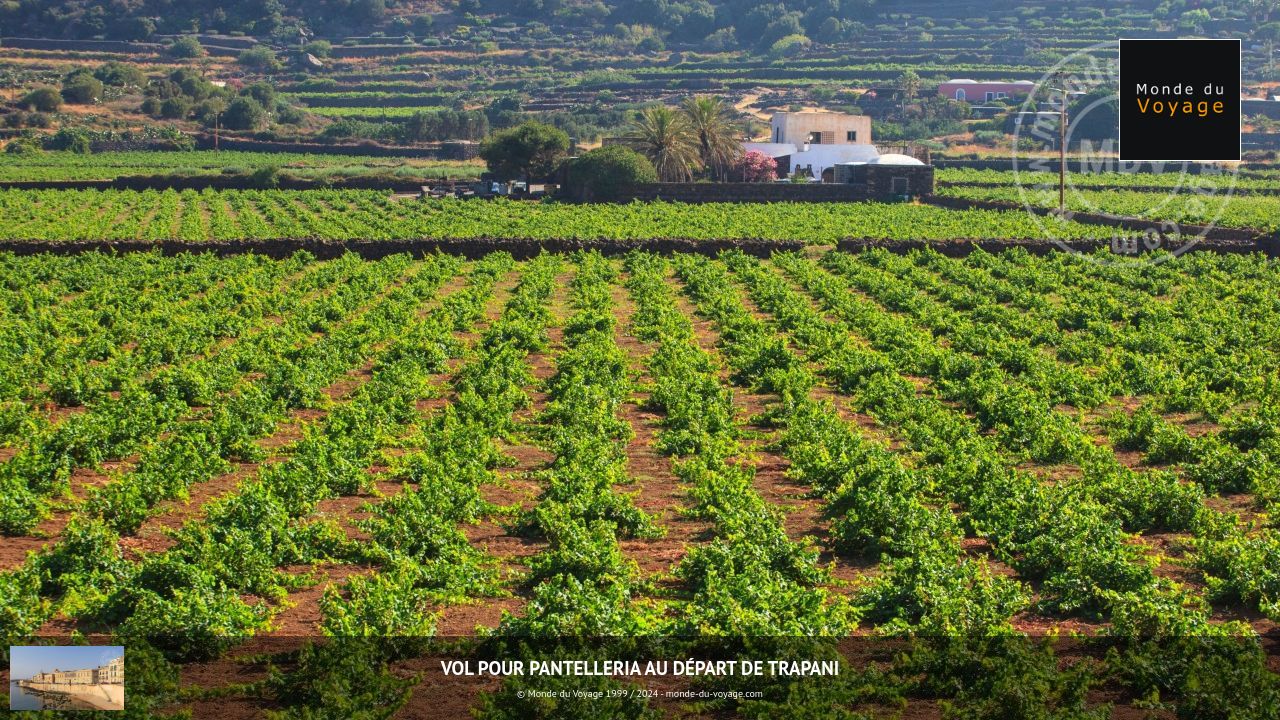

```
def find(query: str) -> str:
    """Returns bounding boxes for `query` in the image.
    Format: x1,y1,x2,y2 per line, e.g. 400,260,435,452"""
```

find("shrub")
768,33,811,59
302,40,332,57
249,166,281,188
734,150,777,182
159,96,191,119
46,127,92,154
238,46,282,72
3,111,51,129
167,36,204,58
276,105,306,124
222,97,267,131
4,137,43,154
94,61,147,88
22,86,62,112
61,75,104,104
561,145,656,202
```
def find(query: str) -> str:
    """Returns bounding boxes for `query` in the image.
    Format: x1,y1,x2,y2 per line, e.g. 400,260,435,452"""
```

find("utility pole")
214,111,220,151
1060,90,1066,214
1050,71,1068,215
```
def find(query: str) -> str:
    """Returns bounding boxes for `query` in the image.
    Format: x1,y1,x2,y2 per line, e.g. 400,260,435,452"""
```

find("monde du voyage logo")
1119,38,1241,161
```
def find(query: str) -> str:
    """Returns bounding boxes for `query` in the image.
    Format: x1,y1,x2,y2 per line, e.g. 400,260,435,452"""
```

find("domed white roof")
868,153,925,165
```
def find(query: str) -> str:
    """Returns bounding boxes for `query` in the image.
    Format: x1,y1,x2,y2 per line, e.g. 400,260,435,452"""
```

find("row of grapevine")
627,253,849,636
700,252,1279,714
938,184,1280,232
0,253,487,650
1,253,412,534
476,252,662,718
0,190,1123,242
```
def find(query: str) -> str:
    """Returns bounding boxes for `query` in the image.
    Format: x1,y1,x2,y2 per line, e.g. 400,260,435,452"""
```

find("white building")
743,111,879,181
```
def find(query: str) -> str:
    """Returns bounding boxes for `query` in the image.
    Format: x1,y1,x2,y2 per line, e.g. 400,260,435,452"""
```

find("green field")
0,151,483,182
938,183,1280,232
0,189,1125,242
2,247,1279,715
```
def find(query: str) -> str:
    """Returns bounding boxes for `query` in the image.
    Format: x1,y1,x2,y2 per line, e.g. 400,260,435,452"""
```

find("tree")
48,127,92,154
22,87,62,112
895,70,921,118
680,96,742,181
168,69,216,102
479,121,570,182
1068,87,1118,144
222,97,267,131
159,97,191,119
815,17,845,43
768,33,811,59
623,106,700,182
238,47,282,72
1258,22,1280,71
61,75,104,104
734,151,777,182
303,40,333,58
759,13,804,49
195,97,228,126
241,82,277,110
94,61,147,88
168,36,205,59
117,16,156,41
351,0,388,23
561,145,657,202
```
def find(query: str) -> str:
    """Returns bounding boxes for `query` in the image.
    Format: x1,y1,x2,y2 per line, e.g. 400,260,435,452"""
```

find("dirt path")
432,269,573,636
611,276,712,594
688,274,871,591
120,268,473,560
0,265,355,571
257,271,505,641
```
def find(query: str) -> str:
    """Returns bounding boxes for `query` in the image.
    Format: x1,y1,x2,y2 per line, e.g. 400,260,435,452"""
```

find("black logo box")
1119,38,1240,162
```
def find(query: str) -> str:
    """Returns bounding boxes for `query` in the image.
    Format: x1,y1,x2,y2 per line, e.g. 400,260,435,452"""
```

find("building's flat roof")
944,79,1035,85
772,110,862,116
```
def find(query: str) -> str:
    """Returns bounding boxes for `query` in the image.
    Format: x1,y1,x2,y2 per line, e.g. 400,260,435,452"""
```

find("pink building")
936,79,1035,103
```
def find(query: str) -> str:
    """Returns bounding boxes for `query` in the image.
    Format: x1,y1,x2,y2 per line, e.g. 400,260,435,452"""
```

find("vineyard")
0,190,1123,243
937,183,1280,233
2,246,1279,717
0,152,482,183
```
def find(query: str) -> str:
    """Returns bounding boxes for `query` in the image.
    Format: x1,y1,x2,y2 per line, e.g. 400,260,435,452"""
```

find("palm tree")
624,106,701,183
680,95,742,181
895,70,921,119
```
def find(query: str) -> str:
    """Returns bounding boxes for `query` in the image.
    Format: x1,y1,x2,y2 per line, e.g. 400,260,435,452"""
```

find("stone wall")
932,158,1239,174
190,135,478,159
834,164,935,198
